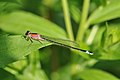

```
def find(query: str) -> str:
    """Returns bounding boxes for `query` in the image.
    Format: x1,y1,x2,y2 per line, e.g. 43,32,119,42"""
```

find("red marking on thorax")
31,33,39,37
30,33,44,40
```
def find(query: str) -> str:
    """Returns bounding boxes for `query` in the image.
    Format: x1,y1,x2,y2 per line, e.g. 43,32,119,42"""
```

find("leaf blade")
0,35,51,68
77,69,119,80
89,1,120,24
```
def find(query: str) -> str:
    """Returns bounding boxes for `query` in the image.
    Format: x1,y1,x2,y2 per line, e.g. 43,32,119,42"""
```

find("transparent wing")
40,35,93,55
41,35,80,48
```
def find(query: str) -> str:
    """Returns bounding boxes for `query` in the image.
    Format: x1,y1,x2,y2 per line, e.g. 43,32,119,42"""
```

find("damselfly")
24,31,93,55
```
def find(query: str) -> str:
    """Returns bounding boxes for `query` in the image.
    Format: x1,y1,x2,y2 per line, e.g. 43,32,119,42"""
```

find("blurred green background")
0,0,120,80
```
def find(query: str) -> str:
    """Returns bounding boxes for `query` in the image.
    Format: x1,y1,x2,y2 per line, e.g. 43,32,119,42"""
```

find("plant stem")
76,0,90,42
61,0,74,41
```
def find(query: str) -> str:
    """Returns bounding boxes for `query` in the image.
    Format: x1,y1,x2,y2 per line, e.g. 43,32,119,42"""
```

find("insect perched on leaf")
24,31,93,55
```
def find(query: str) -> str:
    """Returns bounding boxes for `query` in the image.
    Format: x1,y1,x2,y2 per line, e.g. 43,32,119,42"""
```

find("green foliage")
99,24,120,60
74,69,119,80
0,11,67,38
0,0,120,80
89,1,120,24
0,34,51,68
0,69,16,80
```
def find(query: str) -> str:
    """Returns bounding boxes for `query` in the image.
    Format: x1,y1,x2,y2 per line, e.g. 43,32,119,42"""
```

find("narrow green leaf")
0,11,67,38
0,2,22,15
0,69,16,80
0,0,20,3
92,27,105,49
70,5,81,23
89,1,120,24
75,69,119,80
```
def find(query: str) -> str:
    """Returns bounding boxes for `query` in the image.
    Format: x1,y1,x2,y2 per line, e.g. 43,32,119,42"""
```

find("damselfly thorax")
25,31,44,41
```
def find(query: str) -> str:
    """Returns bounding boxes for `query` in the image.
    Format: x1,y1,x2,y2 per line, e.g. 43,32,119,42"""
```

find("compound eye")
25,31,30,35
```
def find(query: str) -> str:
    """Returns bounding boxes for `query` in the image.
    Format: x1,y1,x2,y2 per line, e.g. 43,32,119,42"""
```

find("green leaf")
16,66,48,80
74,69,119,80
0,34,51,68
0,11,68,67
93,60,120,77
0,11,67,38
92,27,106,50
99,24,120,60
0,2,22,15
51,65,71,80
102,24,120,48
16,51,49,80
89,1,120,24
99,41,120,60
0,0,20,3
0,11,92,59
0,69,16,80
70,5,81,23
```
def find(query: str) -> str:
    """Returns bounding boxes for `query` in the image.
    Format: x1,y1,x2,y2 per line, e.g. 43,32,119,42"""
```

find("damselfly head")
25,31,30,35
